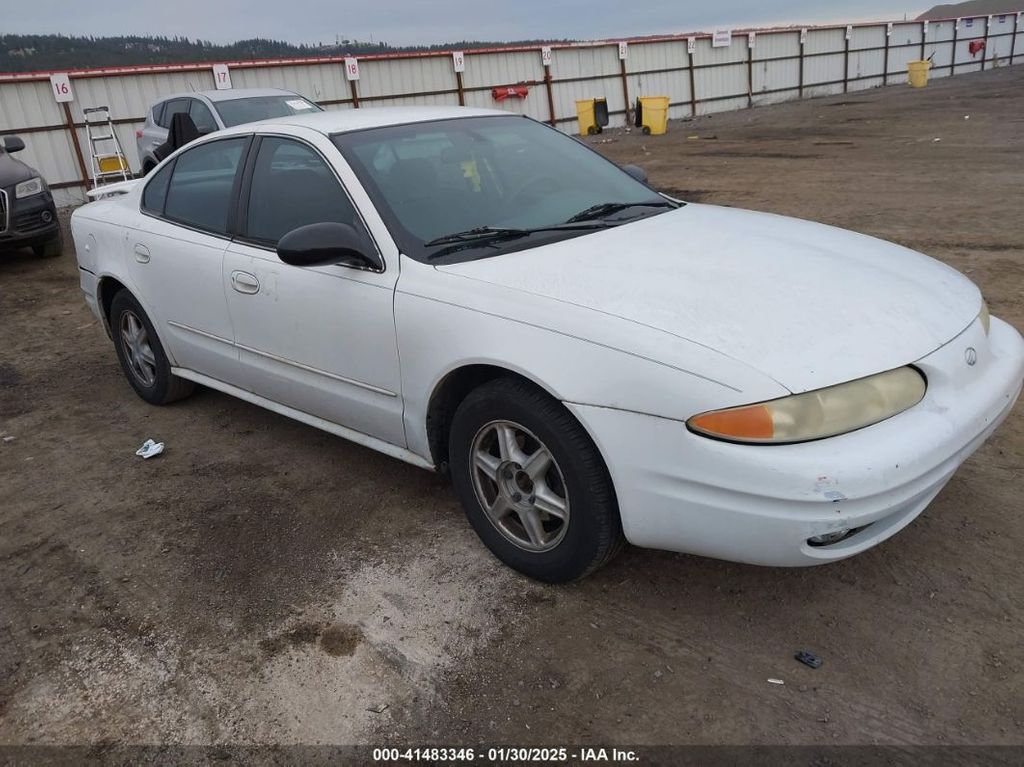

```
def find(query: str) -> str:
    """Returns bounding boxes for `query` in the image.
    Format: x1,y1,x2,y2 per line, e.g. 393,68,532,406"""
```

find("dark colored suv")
0,136,62,258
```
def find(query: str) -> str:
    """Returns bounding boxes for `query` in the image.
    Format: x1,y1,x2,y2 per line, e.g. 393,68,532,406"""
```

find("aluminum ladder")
83,106,131,187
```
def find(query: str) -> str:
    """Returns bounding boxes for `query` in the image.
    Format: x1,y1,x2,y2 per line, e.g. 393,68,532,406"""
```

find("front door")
223,134,404,446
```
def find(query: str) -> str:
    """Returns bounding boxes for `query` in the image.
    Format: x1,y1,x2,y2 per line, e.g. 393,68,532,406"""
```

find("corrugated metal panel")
358,56,455,99
805,28,844,56
8,128,81,188
231,62,344,103
848,76,884,92
694,61,747,103
0,79,62,131
699,96,747,116
989,15,1016,62
804,52,845,85
848,49,885,80
463,50,542,88
551,45,620,79
890,23,924,49
851,25,886,50
626,71,690,105
753,30,800,61
693,36,748,66
463,85,549,122
753,58,799,94
629,40,686,71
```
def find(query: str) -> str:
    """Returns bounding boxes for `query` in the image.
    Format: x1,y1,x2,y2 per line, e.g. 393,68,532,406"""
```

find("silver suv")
135,88,321,173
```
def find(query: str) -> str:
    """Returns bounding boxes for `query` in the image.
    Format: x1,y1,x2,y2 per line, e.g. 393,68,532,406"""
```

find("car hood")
0,151,38,187
437,203,981,393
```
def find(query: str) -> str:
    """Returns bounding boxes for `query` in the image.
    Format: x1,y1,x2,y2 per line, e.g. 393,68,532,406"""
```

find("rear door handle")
133,244,150,263
230,270,260,294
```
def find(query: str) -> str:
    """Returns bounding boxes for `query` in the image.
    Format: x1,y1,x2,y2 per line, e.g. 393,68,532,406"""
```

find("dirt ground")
1,66,1022,750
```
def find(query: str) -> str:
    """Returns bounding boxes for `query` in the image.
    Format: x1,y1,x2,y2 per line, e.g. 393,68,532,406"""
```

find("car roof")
216,106,510,136
156,87,301,104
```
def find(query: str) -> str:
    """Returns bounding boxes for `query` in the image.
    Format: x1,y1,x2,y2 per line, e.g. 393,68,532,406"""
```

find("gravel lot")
1,65,1022,748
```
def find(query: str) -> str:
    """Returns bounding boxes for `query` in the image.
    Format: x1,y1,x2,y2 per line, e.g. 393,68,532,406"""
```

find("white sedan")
71,107,1024,582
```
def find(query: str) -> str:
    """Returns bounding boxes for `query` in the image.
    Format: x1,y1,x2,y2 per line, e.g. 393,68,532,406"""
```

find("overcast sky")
3,1,928,46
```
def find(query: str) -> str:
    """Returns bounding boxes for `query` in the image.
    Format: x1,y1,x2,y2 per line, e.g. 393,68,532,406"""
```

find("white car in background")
72,107,1024,582
135,87,321,174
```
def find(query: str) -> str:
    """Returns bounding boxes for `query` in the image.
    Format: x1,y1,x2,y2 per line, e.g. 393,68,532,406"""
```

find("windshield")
332,115,676,263
214,95,322,127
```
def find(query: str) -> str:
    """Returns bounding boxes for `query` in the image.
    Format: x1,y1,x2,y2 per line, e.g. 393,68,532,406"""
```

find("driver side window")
243,137,363,246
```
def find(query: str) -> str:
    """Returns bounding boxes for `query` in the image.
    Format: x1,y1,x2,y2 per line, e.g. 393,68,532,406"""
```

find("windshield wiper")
424,222,612,258
564,200,677,223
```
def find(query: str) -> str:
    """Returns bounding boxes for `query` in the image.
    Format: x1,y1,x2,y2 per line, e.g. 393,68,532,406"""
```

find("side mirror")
277,222,382,270
622,164,648,183
1,136,26,153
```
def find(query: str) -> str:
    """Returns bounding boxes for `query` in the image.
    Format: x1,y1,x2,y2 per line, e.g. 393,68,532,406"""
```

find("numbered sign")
49,73,73,103
687,37,696,55
345,57,360,81
747,32,755,49
965,18,974,28
712,29,732,48
452,51,465,73
886,22,894,36
541,46,552,67
800,28,807,45
617,41,628,60
923,20,929,35
845,25,853,40
212,64,232,90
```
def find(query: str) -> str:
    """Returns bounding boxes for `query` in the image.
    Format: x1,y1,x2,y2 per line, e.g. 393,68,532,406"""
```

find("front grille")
13,209,49,233
0,189,8,234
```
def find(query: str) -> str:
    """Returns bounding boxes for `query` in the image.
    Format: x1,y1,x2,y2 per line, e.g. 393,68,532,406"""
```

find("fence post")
844,28,851,93
618,52,630,125
883,24,891,85
746,34,754,107
920,21,927,61
544,69,556,126
982,16,991,70
1012,13,1020,64
798,30,805,98
62,101,89,191
687,40,698,116
950,19,959,75
455,70,465,106
349,80,360,108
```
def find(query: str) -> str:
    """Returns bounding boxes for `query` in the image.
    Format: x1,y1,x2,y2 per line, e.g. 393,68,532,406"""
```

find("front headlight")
979,299,990,336
15,177,44,198
687,366,926,444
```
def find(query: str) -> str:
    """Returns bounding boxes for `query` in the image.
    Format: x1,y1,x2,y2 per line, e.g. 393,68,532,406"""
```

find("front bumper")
0,189,59,248
569,316,1024,566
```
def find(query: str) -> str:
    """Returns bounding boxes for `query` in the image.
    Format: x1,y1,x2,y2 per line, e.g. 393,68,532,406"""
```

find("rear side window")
163,137,247,235
141,160,174,214
158,98,189,129
189,99,218,133
151,102,165,125
244,136,360,245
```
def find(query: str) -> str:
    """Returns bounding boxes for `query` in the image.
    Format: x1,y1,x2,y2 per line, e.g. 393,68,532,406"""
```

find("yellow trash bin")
907,60,931,88
638,96,670,135
576,99,597,136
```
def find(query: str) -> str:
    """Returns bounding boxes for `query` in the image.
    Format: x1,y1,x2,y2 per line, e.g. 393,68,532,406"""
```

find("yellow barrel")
576,99,598,136
638,96,670,135
907,60,931,88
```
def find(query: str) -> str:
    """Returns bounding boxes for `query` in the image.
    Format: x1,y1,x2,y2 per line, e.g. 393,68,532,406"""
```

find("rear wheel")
449,377,623,582
110,290,194,405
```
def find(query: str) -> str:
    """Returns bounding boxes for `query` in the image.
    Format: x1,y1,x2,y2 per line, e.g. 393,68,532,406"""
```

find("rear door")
222,132,404,446
124,135,251,385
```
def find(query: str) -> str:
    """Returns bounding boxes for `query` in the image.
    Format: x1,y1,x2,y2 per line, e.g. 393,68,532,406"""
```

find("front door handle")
133,244,151,263
230,270,260,294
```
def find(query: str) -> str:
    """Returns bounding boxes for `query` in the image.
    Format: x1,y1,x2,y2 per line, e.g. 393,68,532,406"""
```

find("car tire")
449,377,624,582
32,231,63,258
110,289,194,405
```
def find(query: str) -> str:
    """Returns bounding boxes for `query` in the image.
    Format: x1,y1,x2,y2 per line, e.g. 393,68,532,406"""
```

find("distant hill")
0,34,573,74
918,1,1022,19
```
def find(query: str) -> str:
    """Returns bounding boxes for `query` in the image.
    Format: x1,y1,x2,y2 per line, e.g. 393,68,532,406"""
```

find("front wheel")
449,378,623,582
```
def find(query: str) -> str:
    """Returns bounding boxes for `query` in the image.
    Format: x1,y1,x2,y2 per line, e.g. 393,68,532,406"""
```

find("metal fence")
2,11,1022,205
